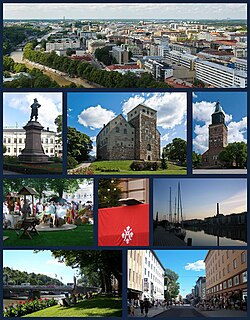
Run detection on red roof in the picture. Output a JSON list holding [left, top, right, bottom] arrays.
[[106, 64, 140, 71]]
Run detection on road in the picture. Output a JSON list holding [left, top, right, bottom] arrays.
[[193, 169, 247, 174], [154, 306, 205, 318]]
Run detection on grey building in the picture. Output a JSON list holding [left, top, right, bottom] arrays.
[[96, 104, 160, 161]]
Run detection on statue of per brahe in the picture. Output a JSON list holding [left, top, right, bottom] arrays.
[[30, 98, 41, 122]]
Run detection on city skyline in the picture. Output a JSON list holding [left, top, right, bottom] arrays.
[[3, 250, 76, 285], [155, 250, 207, 298], [153, 179, 247, 220], [193, 92, 247, 155], [67, 92, 187, 155], [3, 93, 62, 132], [3, 3, 247, 20]]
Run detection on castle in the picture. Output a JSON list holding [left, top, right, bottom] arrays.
[[96, 104, 161, 161], [202, 101, 228, 167]]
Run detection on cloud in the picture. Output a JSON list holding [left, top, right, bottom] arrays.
[[78, 105, 116, 129], [185, 260, 205, 271], [4, 92, 62, 132], [193, 101, 246, 154], [46, 259, 64, 267], [122, 92, 187, 129]]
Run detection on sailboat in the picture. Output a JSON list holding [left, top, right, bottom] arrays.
[[173, 182, 186, 240]]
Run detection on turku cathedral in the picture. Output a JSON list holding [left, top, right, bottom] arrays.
[[201, 101, 228, 167]]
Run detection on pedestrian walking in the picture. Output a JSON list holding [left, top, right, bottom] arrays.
[[140, 299, 144, 316], [144, 298, 150, 317]]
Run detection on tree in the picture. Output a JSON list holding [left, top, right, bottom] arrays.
[[163, 138, 187, 165], [98, 179, 122, 208], [192, 151, 202, 168], [67, 126, 93, 163], [3, 145, 7, 154], [47, 179, 80, 198], [164, 268, 180, 300], [50, 250, 122, 294], [161, 151, 168, 169], [54, 114, 62, 143], [218, 142, 247, 168]]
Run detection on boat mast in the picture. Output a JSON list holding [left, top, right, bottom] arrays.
[[179, 182, 183, 225], [177, 182, 180, 224], [169, 187, 172, 223], [174, 197, 177, 224]]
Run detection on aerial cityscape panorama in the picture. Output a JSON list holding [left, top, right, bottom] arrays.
[[1, 2, 248, 319], [3, 3, 247, 88]]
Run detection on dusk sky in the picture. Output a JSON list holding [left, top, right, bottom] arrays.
[[4, 3, 247, 20], [153, 179, 247, 220], [3, 92, 62, 132], [193, 92, 247, 155], [67, 92, 187, 156], [3, 250, 77, 285], [155, 250, 207, 298]]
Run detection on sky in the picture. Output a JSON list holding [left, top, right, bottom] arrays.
[[153, 178, 247, 220], [3, 93, 62, 132], [193, 92, 247, 154], [3, 3, 247, 20], [155, 250, 207, 298], [67, 92, 187, 156], [3, 250, 77, 285]]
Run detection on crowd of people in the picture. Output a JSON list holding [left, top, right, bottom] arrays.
[[3, 198, 93, 228], [195, 297, 247, 311], [128, 298, 172, 317]]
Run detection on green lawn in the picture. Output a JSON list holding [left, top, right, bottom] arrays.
[[23, 296, 122, 317], [3, 225, 93, 247], [90, 160, 186, 175]]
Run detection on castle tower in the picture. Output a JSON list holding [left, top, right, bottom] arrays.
[[127, 104, 160, 161], [202, 101, 228, 167]]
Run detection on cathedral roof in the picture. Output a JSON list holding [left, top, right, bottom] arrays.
[[213, 101, 224, 114]]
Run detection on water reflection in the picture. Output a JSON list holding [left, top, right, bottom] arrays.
[[184, 226, 246, 246]]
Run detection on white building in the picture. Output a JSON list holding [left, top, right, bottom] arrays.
[[195, 60, 247, 88], [46, 38, 81, 51], [63, 180, 93, 204], [3, 127, 62, 158], [127, 250, 165, 302]]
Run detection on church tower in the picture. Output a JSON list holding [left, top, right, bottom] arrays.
[[127, 104, 160, 161], [202, 101, 228, 167]]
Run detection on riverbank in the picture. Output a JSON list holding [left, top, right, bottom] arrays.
[[9, 51, 100, 88]]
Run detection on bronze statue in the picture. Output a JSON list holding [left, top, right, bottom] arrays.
[[30, 98, 41, 121]]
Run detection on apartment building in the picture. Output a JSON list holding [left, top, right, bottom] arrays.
[[195, 60, 247, 88], [127, 250, 165, 303], [204, 250, 247, 303]]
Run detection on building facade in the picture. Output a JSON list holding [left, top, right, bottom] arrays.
[[96, 104, 160, 161], [201, 101, 228, 168], [127, 250, 165, 303], [3, 127, 62, 158], [119, 178, 149, 204], [204, 250, 247, 304]]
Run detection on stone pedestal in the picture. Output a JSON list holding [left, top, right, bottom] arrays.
[[18, 121, 50, 164]]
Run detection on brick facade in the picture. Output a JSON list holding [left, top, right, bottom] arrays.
[[202, 102, 228, 167]]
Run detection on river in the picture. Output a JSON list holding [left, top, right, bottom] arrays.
[[184, 228, 247, 246], [9, 50, 99, 88]]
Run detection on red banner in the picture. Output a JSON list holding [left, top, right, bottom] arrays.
[[98, 204, 149, 246]]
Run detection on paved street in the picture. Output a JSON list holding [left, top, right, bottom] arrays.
[[154, 306, 205, 318], [193, 169, 247, 175], [130, 305, 248, 318]]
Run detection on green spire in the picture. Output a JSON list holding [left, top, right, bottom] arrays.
[[214, 101, 223, 113]]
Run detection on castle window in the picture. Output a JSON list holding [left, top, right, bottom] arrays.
[[116, 127, 119, 133], [124, 129, 127, 134], [121, 142, 123, 146], [147, 144, 151, 151], [142, 109, 145, 112], [151, 112, 153, 115]]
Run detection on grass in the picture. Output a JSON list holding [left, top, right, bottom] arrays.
[[23, 296, 122, 317], [3, 225, 93, 247], [90, 160, 186, 175]]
